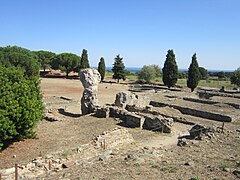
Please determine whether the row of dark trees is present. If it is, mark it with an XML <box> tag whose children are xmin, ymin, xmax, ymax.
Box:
<box><xmin>136</xmin><ymin>49</ymin><xmax>240</xmax><ymax>90</ymax></box>
<box><xmin>110</xmin><ymin>50</ymin><xmax>201</xmax><ymax>91</ymax></box>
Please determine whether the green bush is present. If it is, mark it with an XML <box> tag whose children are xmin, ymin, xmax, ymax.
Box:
<box><xmin>138</xmin><ymin>65</ymin><xmax>161</xmax><ymax>83</ymax></box>
<box><xmin>0</xmin><ymin>66</ymin><xmax>43</xmax><ymax>149</ymax></box>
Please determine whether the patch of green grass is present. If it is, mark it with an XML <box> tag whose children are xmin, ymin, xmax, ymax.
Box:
<box><xmin>160</xmin><ymin>166</ymin><xmax>177</xmax><ymax>173</ymax></box>
<box><xmin>190</xmin><ymin>176</ymin><xmax>200</xmax><ymax>180</ymax></box>
<box><xmin>150</xmin><ymin>163</ymin><xmax>161</xmax><ymax>169</ymax></box>
<box><xmin>176</xmin><ymin>79</ymin><xmax>234</xmax><ymax>89</ymax></box>
<box><xmin>218</xmin><ymin>160</ymin><xmax>235</xmax><ymax>169</ymax></box>
<box><xmin>61</xmin><ymin>150</ymin><xmax>71</xmax><ymax>158</ymax></box>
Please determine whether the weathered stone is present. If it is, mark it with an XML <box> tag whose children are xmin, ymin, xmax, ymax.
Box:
<box><xmin>79</xmin><ymin>68</ymin><xmax>101</xmax><ymax>115</ymax></box>
<box><xmin>177</xmin><ymin>138</ymin><xmax>188</xmax><ymax>147</ymax></box>
<box><xmin>189</xmin><ymin>124</ymin><xmax>215</xmax><ymax>140</ymax></box>
<box><xmin>150</xmin><ymin>100</ymin><xmax>233</xmax><ymax>122</ymax></box>
<box><xmin>115</xmin><ymin>92</ymin><xmax>149</xmax><ymax>109</ymax></box>
<box><xmin>95</xmin><ymin>106</ymin><xmax>110</xmax><ymax>118</ymax></box>
<box><xmin>93</xmin><ymin>127</ymin><xmax>134</xmax><ymax>149</ymax></box>
<box><xmin>109</xmin><ymin>106</ymin><xmax>128</xmax><ymax>120</ymax></box>
<box><xmin>125</xmin><ymin>112</ymin><xmax>144</xmax><ymax>128</ymax></box>
<box><xmin>62</xmin><ymin>161</ymin><xmax>75</xmax><ymax>168</ymax></box>
<box><xmin>233</xmin><ymin>169</ymin><xmax>240</xmax><ymax>178</ymax></box>
<box><xmin>142</xmin><ymin>114</ymin><xmax>173</xmax><ymax>133</ymax></box>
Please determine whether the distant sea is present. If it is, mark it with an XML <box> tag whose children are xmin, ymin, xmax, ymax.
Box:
<box><xmin>104</xmin><ymin>67</ymin><xmax>234</xmax><ymax>72</ymax></box>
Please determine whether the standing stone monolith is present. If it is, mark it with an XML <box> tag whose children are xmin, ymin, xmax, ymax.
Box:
<box><xmin>79</xmin><ymin>68</ymin><xmax>101</xmax><ymax>115</ymax></box>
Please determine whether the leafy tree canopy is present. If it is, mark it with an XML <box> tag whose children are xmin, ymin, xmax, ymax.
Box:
<box><xmin>51</xmin><ymin>53</ymin><xmax>80</xmax><ymax>77</ymax></box>
<box><xmin>199</xmin><ymin>67</ymin><xmax>208</xmax><ymax>80</ymax></box>
<box><xmin>230</xmin><ymin>67</ymin><xmax>240</xmax><ymax>87</ymax></box>
<box><xmin>0</xmin><ymin>46</ymin><xmax>40</xmax><ymax>77</ymax></box>
<box><xmin>34</xmin><ymin>50</ymin><xmax>56</xmax><ymax>72</ymax></box>
<box><xmin>138</xmin><ymin>64</ymin><xmax>161</xmax><ymax>83</ymax></box>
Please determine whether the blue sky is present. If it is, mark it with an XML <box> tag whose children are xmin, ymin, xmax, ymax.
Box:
<box><xmin>0</xmin><ymin>0</ymin><xmax>239</xmax><ymax>70</ymax></box>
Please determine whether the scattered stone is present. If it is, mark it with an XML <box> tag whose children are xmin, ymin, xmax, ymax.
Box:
<box><xmin>233</xmin><ymin>169</ymin><xmax>240</xmax><ymax>178</ymax></box>
<box><xmin>115</xmin><ymin>92</ymin><xmax>149</xmax><ymax>108</ymax></box>
<box><xmin>184</xmin><ymin>161</ymin><xmax>195</xmax><ymax>166</ymax></box>
<box><xmin>189</xmin><ymin>124</ymin><xmax>215</xmax><ymax>140</ymax></box>
<box><xmin>62</xmin><ymin>161</ymin><xmax>75</xmax><ymax>168</ymax></box>
<box><xmin>125</xmin><ymin>153</ymin><xmax>138</xmax><ymax>161</ymax></box>
<box><xmin>143</xmin><ymin>114</ymin><xmax>173</xmax><ymax>133</ymax></box>
<box><xmin>79</xmin><ymin>68</ymin><xmax>101</xmax><ymax>115</ymax></box>
<box><xmin>0</xmin><ymin>167</ymin><xmax>15</xmax><ymax>175</ymax></box>
<box><xmin>177</xmin><ymin>138</ymin><xmax>188</xmax><ymax>147</ymax></box>
<box><xmin>223</xmin><ymin>167</ymin><xmax>231</xmax><ymax>172</ymax></box>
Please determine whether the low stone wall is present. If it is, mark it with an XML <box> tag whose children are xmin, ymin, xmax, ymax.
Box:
<box><xmin>95</xmin><ymin>105</ymin><xmax>174</xmax><ymax>133</ymax></box>
<box><xmin>150</xmin><ymin>101</ymin><xmax>233</xmax><ymax>122</ymax></box>
<box><xmin>183</xmin><ymin>97</ymin><xmax>217</xmax><ymax>105</ymax></box>
<box><xmin>0</xmin><ymin>127</ymin><xmax>133</xmax><ymax>179</ymax></box>
<box><xmin>198</xmin><ymin>90</ymin><xmax>240</xmax><ymax>99</ymax></box>
<box><xmin>93</xmin><ymin>127</ymin><xmax>134</xmax><ymax>149</ymax></box>
<box><xmin>125</xmin><ymin>104</ymin><xmax>195</xmax><ymax>125</ymax></box>
<box><xmin>183</xmin><ymin>97</ymin><xmax>240</xmax><ymax>109</ymax></box>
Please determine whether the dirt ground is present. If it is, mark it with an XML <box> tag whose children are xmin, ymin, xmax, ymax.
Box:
<box><xmin>0</xmin><ymin>77</ymin><xmax>240</xmax><ymax>179</ymax></box>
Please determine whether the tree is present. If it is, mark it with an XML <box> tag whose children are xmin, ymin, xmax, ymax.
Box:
<box><xmin>217</xmin><ymin>71</ymin><xmax>225</xmax><ymax>80</ymax></box>
<box><xmin>0</xmin><ymin>66</ymin><xmax>43</xmax><ymax>149</ymax></box>
<box><xmin>199</xmin><ymin>67</ymin><xmax>208</xmax><ymax>80</ymax></box>
<box><xmin>112</xmin><ymin>54</ymin><xmax>126</xmax><ymax>83</ymax></box>
<box><xmin>98</xmin><ymin>57</ymin><xmax>106</xmax><ymax>82</ymax></box>
<box><xmin>178</xmin><ymin>71</ymin><xmax>187</xmax><ymax>79</ymax></box>
<box><xmin>162</xmin><ymin>49</ymin><xmax>178</xmax><ymax>88</ymax></box>
<box><xmin>80</xmin><ymin>49</ymin><xmax>90</xmax><ymax>69</ymax></box>
<box><xmin>51</xmin><ymin>53</ymin><xmax>80</xmax><ymax>77</ymax></box>
<box><xmin>34</xmin><ymin>50</ymin><xmax>56</xmax><ymax>72</ymax></box>
<box><xmin>187</xmin><ymin>53</ymin><xmax>200</xmax><ymax>92</ymax></box>
<box><xmin>138</xmin><ymin>65</ymin><xmax>161</xmax><ymax>83</ymax></box>
<box><xmin>0</xmin><ymin>46</ymin><xmax>40</xmax><ymax>77</ymax></box>
<box><xmin>230</xmin><ymin>68</ymin><xmax>240</xmax><ymax>87</ymax></box>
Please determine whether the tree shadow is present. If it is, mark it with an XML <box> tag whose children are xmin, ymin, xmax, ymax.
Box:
<box><xmin>58</xmin><ymin>108</ymin><xmax>81</xmax><ymax>118</ymax></box>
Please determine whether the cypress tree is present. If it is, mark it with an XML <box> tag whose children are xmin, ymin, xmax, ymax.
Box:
<box><xmin>98</xmin><ymin>57</ymin><xmax>106</xmax><ymax>82</ymax></box>
<box><xmin>112</xmin><ymin>54</ymin><xmax>126</xmax><ymax>83</ymax></box>
<box><xmin>187</xmin><ymin>53</ymin><xmax>200</xmax><ymax>92</ymax></box>
<box><xmin>80</xmin><ymin>49</ymin><xmax>90</xmax><ymax>69</ymax></box>
<box><xmin>162</xmin><ymin>49</ymin><xmax>178</xmax><ymax>88</ymax></box>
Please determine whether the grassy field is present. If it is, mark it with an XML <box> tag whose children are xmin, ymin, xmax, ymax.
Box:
<box><xmin>105</xmin><ymin>70</ymin><xmax>235</xmax><ymax>89</ymax></box>
<box><xmin>177</xmin><ymin>78</ymin><xmax>234</xmax><ymax>89</ymax></box>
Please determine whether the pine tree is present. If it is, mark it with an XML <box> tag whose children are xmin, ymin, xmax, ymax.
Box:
<box><xmin>98</xmin><ymin>57</ymin><xmax>106</xmax><ymax>82</ymax></box>
<box><xmin>162</xmin><ymin>49</ymin><xmax>178</xmax><ymax>88</ymax></box>
<box><xmin>187</xmin><ymin>53</ymin><xmax>200</xmax><ymax>92</ymax></box>
<box><xmin>80</xmin><ymin>49</ymin><xmax>90</xmax><ymax>69</ymax></box>
<box><xmin>112</xmin><ymin>54</ymin><xmax>126</xmax><ymax>83</ymax></box>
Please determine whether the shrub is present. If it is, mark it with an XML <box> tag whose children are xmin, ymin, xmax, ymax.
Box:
<box><xmin>137</xmin><ymin>65</ymin><xmax>161</xmax><ymax>83</ymax></box>
<box><xmin>0</xmin><ymin>66</ymin><xmax>43</xmax><ymax>149</ymax></box>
